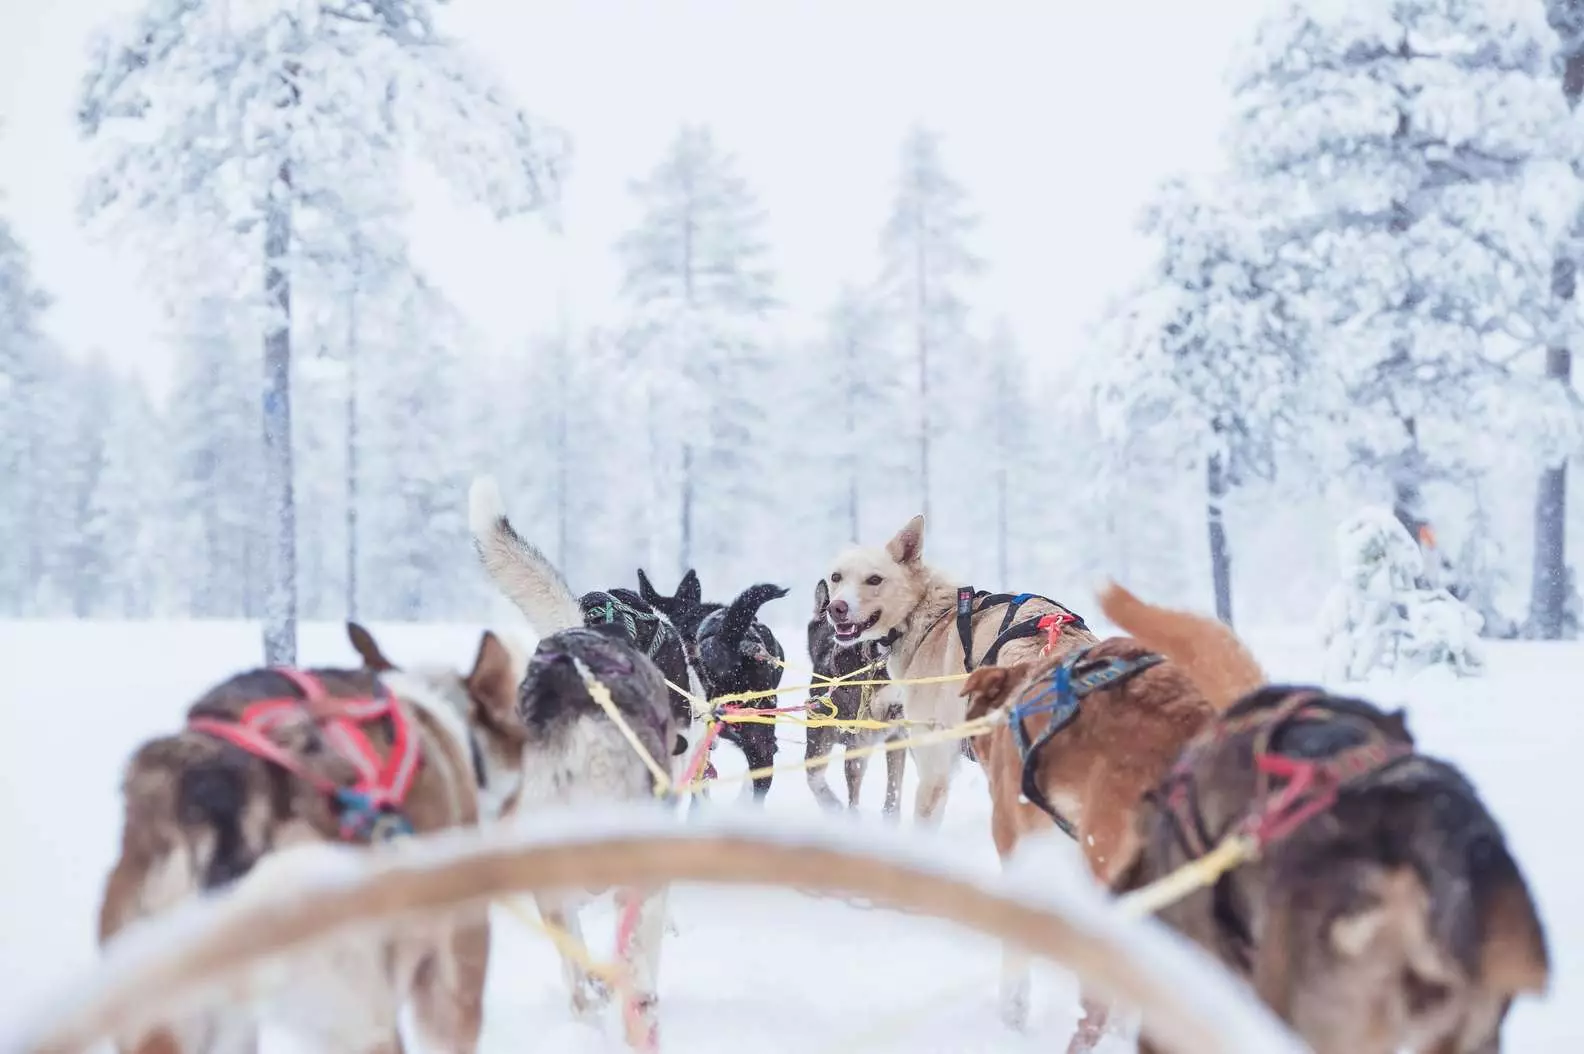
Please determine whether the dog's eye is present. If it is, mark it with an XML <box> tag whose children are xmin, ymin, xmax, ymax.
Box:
<box><xmin>865</xmin><ymin>575</ymin><xmax>883</xmax><ymax>587</ymax></box>
<box><xmin>830</xmin><ymin>572</ymin><xmax>842</xmax><ymax>584</ymax></box>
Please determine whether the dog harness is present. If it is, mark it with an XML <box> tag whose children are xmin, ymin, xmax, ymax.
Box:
<box><xmin>1158</xmin><ymin>689</ymin><xmax>1414</xmax><ymax>864</ymax></box>
<box><xmin>188</xmin><ymin>668</ymin><xmax>422</xmax><ymax>843</ymax></box>
<box><xmin>1010</xmin><ymin>645</ymin><xmax>1164</xmax><ymax>837</ymax></box>
<box><xmin>954</xmin><ymin>587</ymin><xmax>1088</xmax><ymax>672</ymax></box>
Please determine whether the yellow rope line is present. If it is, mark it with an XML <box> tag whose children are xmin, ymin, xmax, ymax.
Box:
<box><xmin>1116</xmin><ymin>834</ymin><xmax>1259</xmax><ymax>917</ymax></box>
<box><xmin>572</xmin><ymin>656</ymin><xmax>672</xmax><ymax>797</ymax></box>
<box><xmin>680</xmin><ymin>708</ymin><xmax>999</xmax><ymax>795</ymax></box>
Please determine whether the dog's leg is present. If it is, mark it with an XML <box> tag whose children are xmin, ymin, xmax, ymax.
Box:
<box><xmin>991</xmin><ymin>812</ymin><xmax>1032</xmax><ymax>1031</ymax></box>
<box><xmin>617</xmin><ymin>885</ymin><xmax>669</xmax><ymax>1052</ymax></box>
<box><xmin>534</xmin><ymin>896</ymin><xmax>608</xmax><ymax>1019</ymax></box>
<box><xmin>122</xmin><ymin>1016</ymin><xmax>258</xmax><ymax>1054</ymax></box>
<box><xmin>882</xmin><ymin>732</ymin><xmax>906</xmax><ymax>818</ymax></box>
<box><xmin>410</xmin><ymin>918</ymin><xmax>490</xmax><ymax>1054</ymax></box>
<box><xmin>910</xmin><ymin>740</ymin><xmax>957</xmax><ymax>826</ymax></box>
<box><xmin>804</xmin><ymin>727</ymin><xmax>843</xmax><ymax>810</ymax></box>
<box><xmin>844</xmin><ymin>749</ymin><xmax>869</xmax><ymax>809</ymax></box>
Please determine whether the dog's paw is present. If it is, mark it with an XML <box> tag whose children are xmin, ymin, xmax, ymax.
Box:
<box><xmin>571</xmin><ymin>977</ymin><xmax>612</xmax><ymax>1020</ymax></box>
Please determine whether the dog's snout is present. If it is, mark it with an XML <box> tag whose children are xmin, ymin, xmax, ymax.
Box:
<box><xmin>828</xmin><ymin>599</ymin><xmax>849</xmax><ymax>621</ymax></box>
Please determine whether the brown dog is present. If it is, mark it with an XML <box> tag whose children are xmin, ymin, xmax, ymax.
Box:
<box><xmin>959</xmin><ymin>584</ymin><xmax>1228</xmax><ymax>1041</ymax></box>
<box><xmin>96</xmin><ymin>622</ymin><xmax>527</xmax><ymax>1054</ymax></box>
<box><xmin>1104</xmin><ymin>585</ymin><xmax>1550</xmax><ymax>1054</ymax></box>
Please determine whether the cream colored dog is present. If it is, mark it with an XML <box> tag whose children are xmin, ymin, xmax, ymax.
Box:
<box><xmin>821</xmin><ymin>514</ymin><xmax>1096</xmax><ymax>825</ymax></box>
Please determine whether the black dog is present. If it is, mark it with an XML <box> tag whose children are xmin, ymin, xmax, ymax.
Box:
<box><xmin>807</xmin><ymin>579</ymin><xmax>906</xmax><ymax>813</ymax></box>
<box><xmin>639</xmin><ymin>570</ymin><xmax>790</xmax><ymax>798</ymax></box>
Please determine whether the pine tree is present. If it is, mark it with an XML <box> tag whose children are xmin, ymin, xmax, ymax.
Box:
<box><xmin>616</xmin><ymin>124</ymin><xmax>778</xmax><ymax>579</ymax></box>
<box><xmin>878</xmin><ymin>126</ymin><xmax>983</xmax><ymax>525</ymax></box>
<box><xmin>78</xmin><ymin>0</ymin><xmax>568</xmax><ymax>660</ymax></box>
<box><xmin>1228</xmin><ymin>0</ymin><xmax>1581</xmax><ymax>548</ymax></box>
<box><xmin>0</xmin><ymin>198</ymin><xmax>64</xmax><ymax>614</ymax></box>
<box><xmin>1530</xmin><ymin>0</ymin><xmax>1584</xmax><ymax>637</ymax></box>
<box><xmin>165</xmin><ymin>297</ymin><xmax>259</xmax><ymax>616</ymax></box>
<box><xmin>819</xmin><ymin>285</ymin><xmax>895</xmax><ymax>545</ymax></box>
<box><xmin>1096</xmin><ymin>176</ymin><xmax>1305</xmax><ymax>624</ymax></box>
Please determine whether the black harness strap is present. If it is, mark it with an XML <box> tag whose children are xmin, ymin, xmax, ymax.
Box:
<box><xmin>1009</xmin><ymin>645</ymin><xmax>1164</xmax><ymax>837</ymax></box>
<box><xmin>955</xmin><ymin>587</ymin><xmax>1090</xmax><ymax>673</ymax></box>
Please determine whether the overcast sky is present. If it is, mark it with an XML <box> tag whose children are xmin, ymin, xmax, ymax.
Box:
<box><xmin>0</xmin><ymin>0</ymin><xmax>1268</xmax><ymax>399</ymax></box>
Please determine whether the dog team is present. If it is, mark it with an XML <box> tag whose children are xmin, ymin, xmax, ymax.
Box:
<box><xmin>94</xmin><ymin>476</ymin><xmax>1550</xmax><ymax>1054</ymax></box>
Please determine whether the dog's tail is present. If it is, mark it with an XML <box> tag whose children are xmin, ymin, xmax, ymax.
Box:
<box><xmin>704</xmin><ymin>583</ymin><xmax>788</xmax><ymax>673</ymax></box>
<box><xmin>469</xmin><ymin>475</ymin><xmax>584</xmax><ymax>637</ymax></box>
<box><xmin>1095</xmin><ymin>581</ymin><xmax>1265</xmax><ymax>712</ymax></box>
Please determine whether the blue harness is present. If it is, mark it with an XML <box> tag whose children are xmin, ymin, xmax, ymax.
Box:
<box><xmin>1008</xmin><ymin>646</ymin><xmax>1165</xmax><ymax>838</ymax></box>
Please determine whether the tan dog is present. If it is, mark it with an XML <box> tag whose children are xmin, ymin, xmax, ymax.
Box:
<box><xmin>820</xmin><ymin>514</ymin><xmax>1095</xmax><ymax>824</ymax></box>
<box><xmin>958</xmin><ymin>583</ymin><xmax>1229</xmax><ymax>1041</ymax></box>
<box><xmin>1105</xmin><ymin>586</ymin><xmax>1550</xmax><ymax>1054</ymax></box>
<box><xmin>96</xmin><ymin>622</ymin><xmax>527</xmax><ymax>1054</ymax></box>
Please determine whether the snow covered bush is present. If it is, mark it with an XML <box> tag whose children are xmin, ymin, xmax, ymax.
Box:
<box><xmin>1320</xmin><ymin>506</ymin><xmax>1484</xmax><ymax>682</ymax></box>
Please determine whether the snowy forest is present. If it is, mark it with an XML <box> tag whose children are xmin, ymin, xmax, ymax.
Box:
<box><xmin>6</xmin><ymin>0</ymin><xmax>1584</xmax><ymax>662</ymax></box>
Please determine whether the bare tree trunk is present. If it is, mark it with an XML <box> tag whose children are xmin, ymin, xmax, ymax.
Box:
<box><xmin>344</xmin><ymin>244</ymin><xmax>360</xmax><ymax>622</ymax></box>
<box><xmin>915</xmin><ymin>233</ymin><xmax>931</xmax><ymax>523</ymax></box>
<box><xmin>1529</xmin><ymin>342</ymin><xmax>1572</xmax><ymax>638</ymax></box>
<box><xmin>554</xmin><ymin>324</ymin><xmax>570</xmax><ymax>571</ymax></box>
<box><xmin>1206</xmin><ymin>451</ymin><xmax>1232</xmax><ymax>626</ymax></box>
<box><xmin>261</xmin><ymin>158</ymin><xmax>298</xmax><ymax>665</ymax></box>
<box><xmin>680</xmin><ymin>441</ymin><xmax>694</xmax><ymax>572</ymax></box>
<box><xmin>1528</xmin><ymin>45</ymin><xmax>1583</xmax><ymax>639</ymax></box>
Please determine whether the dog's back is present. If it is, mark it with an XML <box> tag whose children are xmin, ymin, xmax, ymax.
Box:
<box><xmin>1103</xmin><ymin>583</ymin><xmax>1549</xmax><ymax>1054</ymax></box>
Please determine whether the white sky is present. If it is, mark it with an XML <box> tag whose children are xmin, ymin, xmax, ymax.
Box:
<box><xmin>0</xmin><ymin>0</ymin><xmax>1269</xmax><ymax>399</ymax></box>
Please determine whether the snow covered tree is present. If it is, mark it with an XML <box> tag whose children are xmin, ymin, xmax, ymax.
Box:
<box><xmin>77</xmin><ymin>0</ymin><xmax>568</xmax><ymax>660</ymax></box>
<box><xmin>358</xmin><ymin>272</ymin><xmax>472</xmax><ymax>620</ymax></box>
<box><xmin>165</xmin><ymin>297</ymin><xmax>260</xmax><ymax>616</ymax></box>
<box><xmin>820</xmin><ymin>284</ymin><xmax>896</xmax><ymax>544</ymax></box>
<box><xmin>81</xmin><ymin>370</ymin><xmax>169</xmax><ymax>616</ymax></box>
<box><xmin>0</xmin><ymin>197</ymin><xmax>66</xmax><ymax>614</ymax></box>
<box><xmin>1095</xmin><ymin>176</ymin><xmax>1307</xmax><ymax>625</ymax></box>
<box><xmin>1529</xmin><ymin>0</ymin><xmax>1584</xmax><ymax>637</ymax></box>
<box><xmin>1228</xmin><ymin>0</ymin><xmax>1582</xmax><ymax>564</ymax></box>
<box><xmin>616</xmin><ymin>124</ymin><xmax>778</xmax><ymax>579</ymax></box>
<box><xmin>1319</xmin><ymin>505</ymin><xmax>1485</xmax><ymax>680</ymax></box>
<box><xmin>878</xmin><ymin>126</ymin><xmax>983</xmax><ymax>524</ymax></box>
<box><xmin>980</xmin><ymin>319</ymin><xmax>1036</xmax><ymax>588</ymax></box>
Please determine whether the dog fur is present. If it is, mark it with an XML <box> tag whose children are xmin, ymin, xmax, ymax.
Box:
<box><xmin>821</xmin><ymin>513</ymin><xmax>1096</xmax><ymax>824</ymax></box>
<box><xmin>638</xmin><ymin>571</ymin><xmax>792</xmax><ymax>799</ymax></box>
<box><xmin>96</xmin><ymin>622</ymin><xmax>527</xmax><ymax>1054</ymax></box>
<box><xmin>470</xmin><ymin>476</ymin><xmax>704</xmax><ymax>755</ymax></box>
<box><xmin>806</xmin><ymin>578</ymin><xmax>907</xmax><ymax>814</ymax></box>
<box><xmin>1103</xmin><ymin>585</ymin><xmax>1551</xmax><ymax>1054</ymax></box>
<box><xmin>957</xmin><ymin>590</ymin><xmax>1220</xmax><ymax>1039</ymax></box>
<box><xmin>505</xmin><ymin>624</ymin><xmax>679</xmax><ymax>1048</ymax></box>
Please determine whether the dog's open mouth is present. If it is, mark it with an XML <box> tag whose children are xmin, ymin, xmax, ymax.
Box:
<box><xmin>830</xmin><ymin>609</ymin><xmax>881</xmax><ymax>643</ymax></box>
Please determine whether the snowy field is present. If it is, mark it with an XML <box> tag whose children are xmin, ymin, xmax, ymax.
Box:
<box><xmin>0</xmin><ymin>617</ymin><xmax>1578</xmax><ymax>1052</ymax></box>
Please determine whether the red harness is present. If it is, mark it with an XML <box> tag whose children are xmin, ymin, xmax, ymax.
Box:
<box><xmin>1163</xmin><ymin>690</ymin><xmax>1412</xmax><ymax>860</ymax></box>
<box><xmin>187</xmin><ymin>668</ymin><xmax>423</xmax><ymax>842</ymax></box>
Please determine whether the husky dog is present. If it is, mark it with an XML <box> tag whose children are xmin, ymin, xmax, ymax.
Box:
<box><xmin>96</xmin><ymin>622</ymin><xmax>527</xmax><ymax>1054</ymax></box>
<box><xmin>821</xmin><ymin>514</ymin><xmax>1095</xmax><ymax>824</ymax></box>
<box><xmin>1102</xmin><ymin>585</ymin><xmax>1550</xmax><ymax>1054</ymax></box>
<box><xmin>509</xmin><ymin>623</ymin><xmax>679</xmax><ymax>1048</ymax></box>
<box><xmin>469</xmin><ymin>476</ymin><xmax>705</xmax><ymax>756</ymax></box>
<box><xmin>805</xmin><ymin>578</ymin><xmax>907</xmax><ymax>813</ymax></box>
<box><xmin>638</xmin><ymin>571</ymin><xmax>791</xmax><ymax>799</ymax></box>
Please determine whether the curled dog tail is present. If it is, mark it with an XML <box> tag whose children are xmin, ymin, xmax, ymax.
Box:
<box><xmin>468</xmin><ymin>476</ymin><xmax>584</xmax><ymax>636</ymax></box>
<box><xmin>1096</xmin><ymin>581</ymin><xmax>1265</xmax><ymax>712</ymax></box>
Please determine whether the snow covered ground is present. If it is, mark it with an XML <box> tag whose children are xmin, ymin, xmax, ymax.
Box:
<box><xmin>0</xmin><ymin>618</ymin><xmax>1577</xmax><ymax>1051</ymax></box>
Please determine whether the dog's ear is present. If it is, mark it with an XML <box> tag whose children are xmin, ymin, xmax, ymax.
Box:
<box><xmin>680</xmin><ymin>569</ymin><xmax>702</xmax><ymax>605</ymax></box>
<box><xmin>813</xmin><ymin>578</ymin><xmax>830</xmax><ymax>617</ymax></box>
<box><xmin>1383</xmin><ymin>707</ymin><xmax>1415</xmax><ymax>744</ymax></box>
<box><xmin>637</xmin><ymin>569</ymin><xmax>663</xmax><ymax>606</ymax></box>
<box><xmin>347</xmin><ymin>621</ymin><xmax>396</xmax><ymax>671</ymax></box>
<box><xmin>466</xmin><ymin>631</ymin><xmax>520</xmax><ymax>725</ymax></box>
<box><xmin>959</xmin><ymin>662</ymin><xmax>1030</xmax><ymax>723</ymax></box>
<box><xmin>885</xmin><ymin>515</ymin><xmax>926</xmax><ymax>565</ymax></box>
